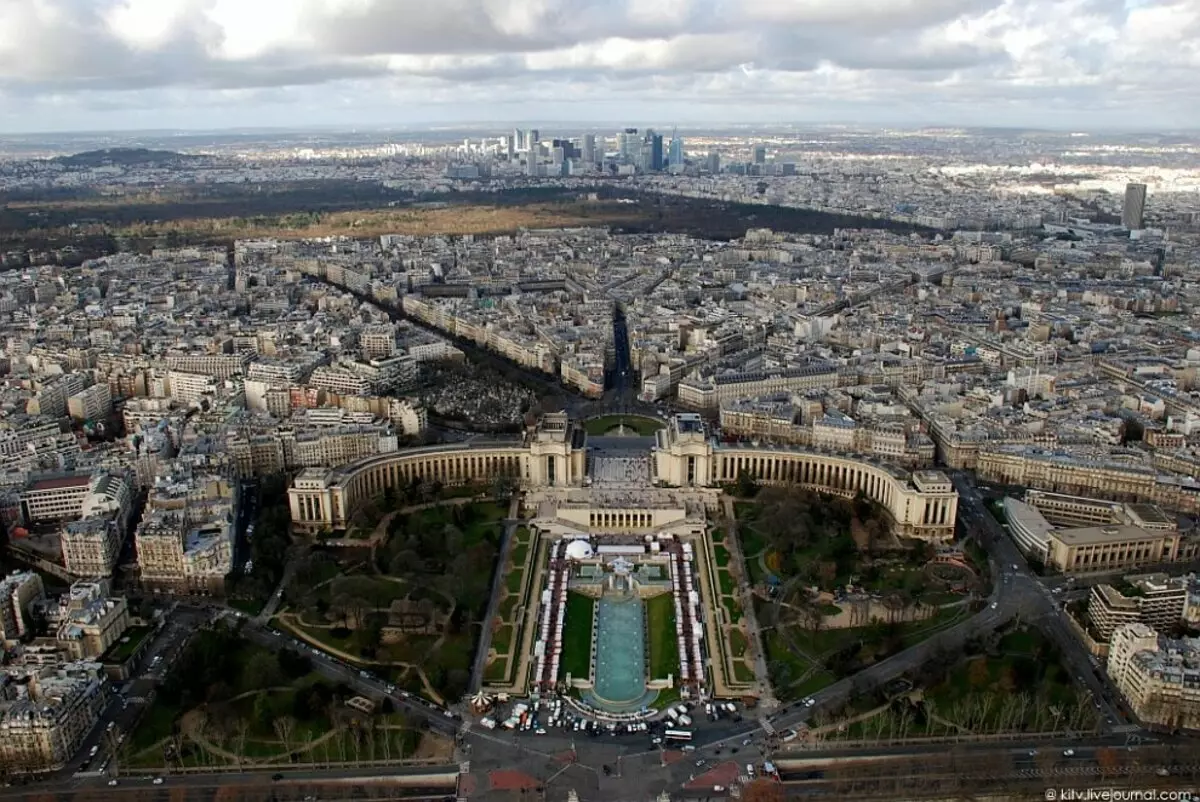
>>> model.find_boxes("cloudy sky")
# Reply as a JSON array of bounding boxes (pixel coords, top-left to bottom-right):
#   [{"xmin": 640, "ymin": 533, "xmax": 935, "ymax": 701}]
[{"xmin": 0, "ymin": 0, "xmax": 1197, "ymax": 133}]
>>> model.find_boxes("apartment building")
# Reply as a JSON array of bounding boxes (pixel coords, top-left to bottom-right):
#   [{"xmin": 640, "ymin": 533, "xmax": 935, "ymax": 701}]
[
  {"xmin": 165, "ymin": 370, "xmax": 218, "ymax": 404},
  {"xmin": 66, "ymin": 383, "xmax": 112, "ymax": 422},
  {"xmin": 977, "ymin": 445, "xmax": 1200, "ymax": 514},
  {"xmin": 19, "ymin": 474, "xmax": 93, "ymax": 525},
  {"xmin": 0, "ymin": 572, "xmax": 45, "ymax": 644},
  {"xmin": 1108, "ymin": 623, "xmax": 1200, "ymax": 731},
  {"xmin": 0, "ymin": 662, "xmax": 107, "ymax": 772},
  {"xmin": 360, "ymin": 325, "xmax": 397, "ymax": 359},
  {"xmin": 44, "ymin": 581, "xmax": 131, "ymax": 660},
  {"xmin": 1088, "ymin": 574, "xmax": 1192, "ymax": 640},
  {"xmin": 308, "ymin": 365, "xmax": 371, "ymax": 396},
  {"xmin": 61, "ymin": 518, "xmax": 120, "ymax": 579},
  {"xmin": 678, "ymin": 363, "xmax": 840, "ymax": 412},
  {"xmin": 161, "ymin": 352, "xmax": 249, "ymax": 380},
  {"xmin": 135, "ymin": 510, "xmax": 232, "ymax": 595},
  {"xmin": 25, "ymin": 373, "xmax": 89, "ymax": 418},
  {"xmin": 247, "ymin": 358, "xmax": 309, "ymax": 387}
]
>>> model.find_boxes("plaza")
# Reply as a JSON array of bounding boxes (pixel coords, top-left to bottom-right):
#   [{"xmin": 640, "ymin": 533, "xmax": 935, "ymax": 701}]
[{"xmin": 287, "ymin": 412, "xmax": 961, "ymax": 716}]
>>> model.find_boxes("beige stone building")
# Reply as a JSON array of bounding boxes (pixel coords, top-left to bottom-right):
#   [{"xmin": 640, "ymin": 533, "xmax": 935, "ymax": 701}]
[
  {"xmin": 1088, "ymin": 574, "xmax": 1191, "ymax": 640},
  {"xmin": 45, "ymin": 581, "xmax": 131, "ymax": 660},
  {"xmin": 0, "ymin": 661, "xmax": 107, "ymax": 773},
  {"xmin": 1108, "ymin": 623, "xmax": 1200, "ymax": 731},
  {"xmin": 976, "ymin": 446, "xmax": 1200, "ymax": 514},
  {"xmin": 0, "ymin": 572, "xmax": 45, "ymax": 644},
  {"xmin": 290, "ymin": 413, "xmax": 958, "ymax": 542},
  {"xmin": 289, "ymin": 412, "xmax": 584, "ymax": 532}
]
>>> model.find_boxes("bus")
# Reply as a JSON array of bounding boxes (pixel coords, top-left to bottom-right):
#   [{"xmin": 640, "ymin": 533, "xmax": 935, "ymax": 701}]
[{"xmin": 664, "ymin": 729, "xmax": 693, "ymax": 742}]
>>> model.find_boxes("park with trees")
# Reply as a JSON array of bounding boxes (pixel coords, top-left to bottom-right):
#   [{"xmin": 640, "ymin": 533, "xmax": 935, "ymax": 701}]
[
  {"xmin": 122, "ymin": 621, "xmax": 442, "ymax": 771},
  {"xmin": 275, "ymin": 495, "xmax": 510, "ymax": 704}
]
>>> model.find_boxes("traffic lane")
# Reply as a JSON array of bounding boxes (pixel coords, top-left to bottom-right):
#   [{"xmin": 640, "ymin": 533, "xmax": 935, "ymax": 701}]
[
  {"xmin": 62, "ymin": 764, "xmax": 460, "ymax": 791},
  {"xmin": 55, "ymin": 616, "xmax": 202, "ymax": 777},
  {"xmin": 950, "ymin": 484, "xmax": 1128, "ymax": 727}
]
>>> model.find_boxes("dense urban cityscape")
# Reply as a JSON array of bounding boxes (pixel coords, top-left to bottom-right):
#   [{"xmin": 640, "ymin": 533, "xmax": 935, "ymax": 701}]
[{"xmin": 0, "ymin": 118, "xmax": 1199, "ymax": 802}]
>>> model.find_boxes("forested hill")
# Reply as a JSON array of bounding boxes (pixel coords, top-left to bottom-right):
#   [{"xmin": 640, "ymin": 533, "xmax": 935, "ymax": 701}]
[{"xmin": 51, "ymin": 147, "xmax": 204, "ymax": 167}]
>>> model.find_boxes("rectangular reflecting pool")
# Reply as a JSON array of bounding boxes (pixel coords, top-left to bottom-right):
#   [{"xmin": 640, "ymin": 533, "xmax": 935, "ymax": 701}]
[{"xmin": 591, "ymin": 593, "xmax": 646, "ymax": 705}]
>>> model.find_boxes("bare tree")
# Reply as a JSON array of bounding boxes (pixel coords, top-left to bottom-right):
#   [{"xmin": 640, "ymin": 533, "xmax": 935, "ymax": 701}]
[
  {"xmin": 273, "ymin": 716, "xmax": 296, "ymax": 757},
  {"xmin": 379, "ymin": 723, "xmax": 391, "ymax": 762},
  {"xmin": 234, "ymin": 718, "xmax": 249, "ymax": 769}
]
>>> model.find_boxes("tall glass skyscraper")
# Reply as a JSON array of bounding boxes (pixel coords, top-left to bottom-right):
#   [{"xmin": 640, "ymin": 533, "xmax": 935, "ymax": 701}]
[{"xmin": 669, "ymin": 136, "xmax": 684, "ymax": 169}]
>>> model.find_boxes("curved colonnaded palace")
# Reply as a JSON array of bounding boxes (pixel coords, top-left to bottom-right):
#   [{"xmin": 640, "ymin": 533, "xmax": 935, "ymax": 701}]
[{"xmin": 288, "ymin": 412, "xmax": 959, "ymax": 542}]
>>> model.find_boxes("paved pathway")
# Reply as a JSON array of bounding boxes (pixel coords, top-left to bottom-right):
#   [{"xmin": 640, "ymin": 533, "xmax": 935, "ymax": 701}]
[
  {"xmin": 468, "ymin": 495, "xmax": 522, "ymax": 694},
  {"xmin": 722, "ymin": 495, "xmax": 776, "ymax": 708}
]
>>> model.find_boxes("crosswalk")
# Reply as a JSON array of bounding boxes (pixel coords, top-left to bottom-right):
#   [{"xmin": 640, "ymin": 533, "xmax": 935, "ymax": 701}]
[{"xmin": 760, "ymin": 718, "xmax": 776, "ymax": 735}]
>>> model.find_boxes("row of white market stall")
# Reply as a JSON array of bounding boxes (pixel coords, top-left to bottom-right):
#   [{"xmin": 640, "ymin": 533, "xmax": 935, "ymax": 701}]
[
  {"xmin": 533, "ymin": 540, "xmax": 571, "ymax": 691},
  {"xmin": 669, "ymin": 542, "xmax": 706, "ymax": 693}
]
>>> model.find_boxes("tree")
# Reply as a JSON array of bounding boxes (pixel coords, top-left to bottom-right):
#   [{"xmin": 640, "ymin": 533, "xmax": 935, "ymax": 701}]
[
  {"xmin": 735, "ymin": 469, "xmax": 760, "ymax": 498},
  {"xmin": 273, "ymin": 716, "xmax": 296, "ymax": 757},
  {"xmin": 245, "ymin": 651, "xmax": 284, "ymax": 689}
]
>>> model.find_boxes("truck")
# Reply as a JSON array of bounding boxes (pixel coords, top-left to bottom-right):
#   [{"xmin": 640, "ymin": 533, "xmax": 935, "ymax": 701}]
[{"xmin": 480, "ymin": 718, "xmax": 497, "ymax": 730}]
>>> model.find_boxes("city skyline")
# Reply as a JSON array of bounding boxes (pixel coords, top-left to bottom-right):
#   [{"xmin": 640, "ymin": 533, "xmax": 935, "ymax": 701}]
[{"xmin": 1, "ymin": 0, "xmax": 1199, "ymax": 134}]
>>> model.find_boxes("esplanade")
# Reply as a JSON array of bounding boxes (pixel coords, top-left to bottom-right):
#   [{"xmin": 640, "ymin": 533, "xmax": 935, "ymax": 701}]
[{"xmin": 289, "ymin": 412, "xmax": 958, "ymax": 541}]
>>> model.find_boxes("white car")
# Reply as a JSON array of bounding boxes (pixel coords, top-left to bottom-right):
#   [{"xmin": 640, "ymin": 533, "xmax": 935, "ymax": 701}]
[
  {"xmin": 152, "ymin": 777, "xmax": 164, "ymax": 785},
  {"xmin": 803, "ymin": 697, "xmax": 816, "ymax": 707},
  {"xmin": 107, "ymin": 780, "xmax": 118, "ymax": 787},
  {"xmin": 1062, "ymin": 749, "xmax": 1075, "ymax": 757}
]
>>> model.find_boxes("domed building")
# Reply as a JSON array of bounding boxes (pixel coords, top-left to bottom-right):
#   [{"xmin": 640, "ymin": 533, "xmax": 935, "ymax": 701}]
[{"xmin": 564, "ymin": 540, "xmax": 594, "ymax": 561}]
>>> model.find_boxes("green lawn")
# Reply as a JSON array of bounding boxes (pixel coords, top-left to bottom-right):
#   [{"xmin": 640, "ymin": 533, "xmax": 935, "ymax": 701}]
[
  {"xmin": 739, "ymin": 527, "xmax": 767, "ymax": 560},
  {"xmin": 761, "ymin": 629, "xmax": 830, "ymax": 701},
  {"xmin": 713, "ymin": 544, "xmax": 731, "ymax": 568},
  {"xmin": 583, "ymin": 415, "xmax": 665, "ymax": 436},
  {"xmin": 652, "ymin": 685, "xmax": 682, "ymax": 710},
  {"xmin": 228, "ymin": 596, "xmax": 265, "ymax": 616},
  {"xmin": 484, "ymin": 657, "xmax": 509, "ymax": 683},
  {"xmin": 710, "ymin": 529, "xmax": 725, "ymax": 543},
  {"xmin": 646, "ymin": 593, "xmax": 681, "ymax": 681},
  {"xmin": 126, "ymin": 699, "xmax": 181, "ymax": 754},
  {"xmin": 720, "ymin": 595, "xmax": 743, "ymax": 624},
  {"xmin": 511, "ymin": 542, "xmax": 529, "ymax": 566},
  {"xmin": 105, "ymin": 625, "xmax": 154, "ymax": 662},
  {"xmin": 325, "ymin": 575, "xmax": 411, "ymax": 607},
  {"xmin": 733, "ymin": 501, "xmax": 759, "ymax": 522},
  {"xmin": 732, "ymin": 662, "xmax": 756, "ymax": 683},
  {"xmin": 498, "ymin": 594, "xmax": 519, "ymax": 621},
  {"xmin": 717, "ymin": 569, "xmax": 735, "ymax": 595},
  {"xmin": 492, "ymin": 625, "xmax": 513, "ymax": 654},
  {"xmin": 730, "ymin": 628, "xmax": 749, "ymax": 658},
  {"xmin": 559, "ymin": 592, "xmax": 595, "ymax": 681},
  {"xmin": 505, "ymin": 566, "xmax": 525, "ymax": 594}
]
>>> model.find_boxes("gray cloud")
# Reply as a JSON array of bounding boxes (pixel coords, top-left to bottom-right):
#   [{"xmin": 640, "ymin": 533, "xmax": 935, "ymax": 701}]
[{"xmin": 0, "ymin": 0, "xmax": 1197, "ymax": 131}]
